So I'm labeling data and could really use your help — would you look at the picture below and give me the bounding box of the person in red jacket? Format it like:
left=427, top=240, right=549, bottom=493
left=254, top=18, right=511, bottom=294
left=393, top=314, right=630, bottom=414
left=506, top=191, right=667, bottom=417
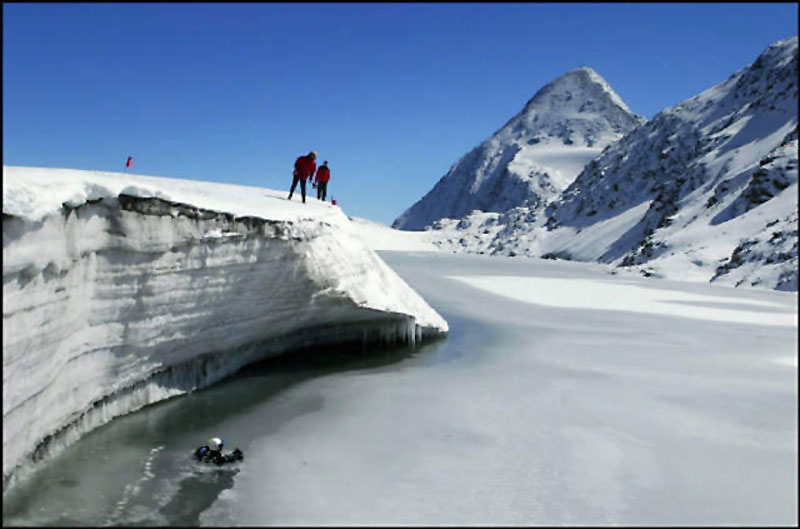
left=314, top=160, right=331, bottom=202
left=288, top=150, right=317, bottom=203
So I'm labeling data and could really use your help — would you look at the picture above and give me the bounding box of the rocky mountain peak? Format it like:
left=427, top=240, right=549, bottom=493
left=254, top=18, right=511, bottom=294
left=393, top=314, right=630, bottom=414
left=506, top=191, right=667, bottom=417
left=502, top=66, right=644, bottom=148
left=393, top=67, right=643, bottom=231
left=524, top=66, right=632, bottom=113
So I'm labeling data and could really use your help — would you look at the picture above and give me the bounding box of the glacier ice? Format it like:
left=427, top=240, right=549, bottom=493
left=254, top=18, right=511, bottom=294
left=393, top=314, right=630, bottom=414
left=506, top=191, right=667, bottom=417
left=3, top=177, right=447, bottom=493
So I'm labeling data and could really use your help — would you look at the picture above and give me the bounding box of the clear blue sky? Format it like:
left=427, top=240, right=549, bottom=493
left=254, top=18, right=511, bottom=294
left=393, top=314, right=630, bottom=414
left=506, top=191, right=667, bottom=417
left=3, top=3, right=797, bottom=225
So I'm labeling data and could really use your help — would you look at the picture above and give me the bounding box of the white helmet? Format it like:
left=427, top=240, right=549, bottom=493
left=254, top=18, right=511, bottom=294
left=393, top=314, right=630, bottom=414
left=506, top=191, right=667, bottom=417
left=208, top=437, right=223, bottom=451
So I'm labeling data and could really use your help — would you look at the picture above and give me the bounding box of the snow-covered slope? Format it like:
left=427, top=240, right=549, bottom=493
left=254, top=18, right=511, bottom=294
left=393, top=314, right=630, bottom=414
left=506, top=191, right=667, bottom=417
left=2, top=166, right=448, bottom=492
left=543, top=36, right=798, bottom=290
left=349, top=216, right=441, bottom=252
left=419, top=37, right=799, bottom=292
left=393, top=67, right=644, bottom=231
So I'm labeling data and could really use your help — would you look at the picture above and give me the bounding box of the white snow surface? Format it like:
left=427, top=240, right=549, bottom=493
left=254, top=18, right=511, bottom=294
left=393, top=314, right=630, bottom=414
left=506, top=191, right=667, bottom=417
left=3, top=166, right=335, bottom=224
left=450, top=275, right=795, bottom=327
left=2, top=166, right=447, bottom=492
left=349, top=216, right=441, bottom=252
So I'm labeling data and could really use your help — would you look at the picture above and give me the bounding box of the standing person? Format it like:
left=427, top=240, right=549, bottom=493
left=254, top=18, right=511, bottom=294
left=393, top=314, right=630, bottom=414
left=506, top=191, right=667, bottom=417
left=314, top=160, right=331, bottom=202
left=288, top=150, right=317, bottom=203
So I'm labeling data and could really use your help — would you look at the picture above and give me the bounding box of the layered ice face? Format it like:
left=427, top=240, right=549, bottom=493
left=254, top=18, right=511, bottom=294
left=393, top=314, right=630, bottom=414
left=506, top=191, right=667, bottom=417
left=2, top=166, right=448, bottom=493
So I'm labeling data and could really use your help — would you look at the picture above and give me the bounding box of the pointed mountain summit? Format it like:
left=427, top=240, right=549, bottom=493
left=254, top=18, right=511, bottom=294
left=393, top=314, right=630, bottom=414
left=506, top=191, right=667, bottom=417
left=507, top=66, right=641, bottom=146
left=393, top=67, right=644, bottom=231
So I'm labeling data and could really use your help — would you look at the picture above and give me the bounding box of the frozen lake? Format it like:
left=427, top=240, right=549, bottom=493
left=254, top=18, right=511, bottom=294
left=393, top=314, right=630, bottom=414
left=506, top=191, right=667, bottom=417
left=3, top=251, right=797, bottom=525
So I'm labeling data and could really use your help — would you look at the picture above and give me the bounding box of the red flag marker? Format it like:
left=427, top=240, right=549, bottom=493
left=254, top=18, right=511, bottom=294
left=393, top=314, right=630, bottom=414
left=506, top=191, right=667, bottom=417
left=331, top=197, right=337, bottom=206
left=126, top=156, right=133, bottom=169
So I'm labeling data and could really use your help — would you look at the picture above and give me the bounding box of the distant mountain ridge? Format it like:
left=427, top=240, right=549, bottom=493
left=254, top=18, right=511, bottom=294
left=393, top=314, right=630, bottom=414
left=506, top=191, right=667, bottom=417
left=397, top=36, right=798, bottom=291
left=392, top=67, right=645, bottom=231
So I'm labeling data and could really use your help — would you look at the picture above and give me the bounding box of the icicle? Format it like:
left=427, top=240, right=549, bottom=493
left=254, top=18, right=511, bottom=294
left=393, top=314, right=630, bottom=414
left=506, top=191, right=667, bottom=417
left=406, top=316, right=417, bottom=350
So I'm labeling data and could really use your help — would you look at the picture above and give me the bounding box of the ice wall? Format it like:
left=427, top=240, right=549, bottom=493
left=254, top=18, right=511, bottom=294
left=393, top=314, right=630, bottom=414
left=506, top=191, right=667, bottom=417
left=3, top=192, right=447, bottom=493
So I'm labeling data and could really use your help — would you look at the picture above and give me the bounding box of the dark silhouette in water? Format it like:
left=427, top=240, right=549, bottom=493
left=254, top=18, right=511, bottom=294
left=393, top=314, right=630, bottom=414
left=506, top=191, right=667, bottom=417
left=194, top=437, right=243, bottom=466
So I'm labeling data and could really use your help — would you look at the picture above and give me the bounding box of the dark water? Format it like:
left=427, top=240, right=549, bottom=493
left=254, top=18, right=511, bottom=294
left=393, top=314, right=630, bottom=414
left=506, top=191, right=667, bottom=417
left=1, top=338, right=453, bottom=527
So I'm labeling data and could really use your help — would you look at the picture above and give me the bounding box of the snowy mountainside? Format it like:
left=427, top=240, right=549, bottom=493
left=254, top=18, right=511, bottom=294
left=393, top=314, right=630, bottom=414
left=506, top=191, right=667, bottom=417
left=427, top=36, right=799, bottom=291
left=2, top=166, right=448, bottom=493
left=546, top=36, right=799, bottom=289
left=392, top=67, right=644, bottom=231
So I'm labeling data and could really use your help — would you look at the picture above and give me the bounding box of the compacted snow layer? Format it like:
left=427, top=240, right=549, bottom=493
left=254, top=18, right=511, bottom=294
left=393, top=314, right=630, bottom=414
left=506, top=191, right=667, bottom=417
left=2, top=166, right=447, bottom=493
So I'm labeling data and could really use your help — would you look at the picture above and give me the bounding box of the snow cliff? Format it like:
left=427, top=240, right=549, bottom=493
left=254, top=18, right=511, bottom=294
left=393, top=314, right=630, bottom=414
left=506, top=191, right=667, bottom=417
left=2, top=166, right=448, bottom=492
left=393, top=66, right=644, bottom=231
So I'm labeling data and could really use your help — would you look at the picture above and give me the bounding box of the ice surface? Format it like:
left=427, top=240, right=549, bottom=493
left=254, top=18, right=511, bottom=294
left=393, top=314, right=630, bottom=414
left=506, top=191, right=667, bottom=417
left=2, top=241, right=795, bottom=524
left=197, top=251, right=797, bottom=526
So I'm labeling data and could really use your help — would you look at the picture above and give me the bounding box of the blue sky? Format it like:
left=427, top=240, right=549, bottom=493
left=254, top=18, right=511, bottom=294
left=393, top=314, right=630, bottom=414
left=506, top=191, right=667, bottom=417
left=3, top=3, right=797, bottom=225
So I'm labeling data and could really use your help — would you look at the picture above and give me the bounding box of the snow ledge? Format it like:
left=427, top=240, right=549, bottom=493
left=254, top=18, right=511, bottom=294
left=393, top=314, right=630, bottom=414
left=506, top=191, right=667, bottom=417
left=3, top=189, right=447, bottom=493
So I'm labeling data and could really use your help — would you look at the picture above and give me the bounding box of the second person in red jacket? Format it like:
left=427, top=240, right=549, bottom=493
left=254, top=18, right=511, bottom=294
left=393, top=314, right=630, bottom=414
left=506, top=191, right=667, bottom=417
left=314, top=160, right=331, bottom=202
left=288, top=150, right=316, bottom=203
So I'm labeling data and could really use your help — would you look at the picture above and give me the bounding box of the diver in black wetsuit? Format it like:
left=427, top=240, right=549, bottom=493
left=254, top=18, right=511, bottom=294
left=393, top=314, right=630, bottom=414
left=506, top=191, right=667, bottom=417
left=194, top=437, right=243, bottom=465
